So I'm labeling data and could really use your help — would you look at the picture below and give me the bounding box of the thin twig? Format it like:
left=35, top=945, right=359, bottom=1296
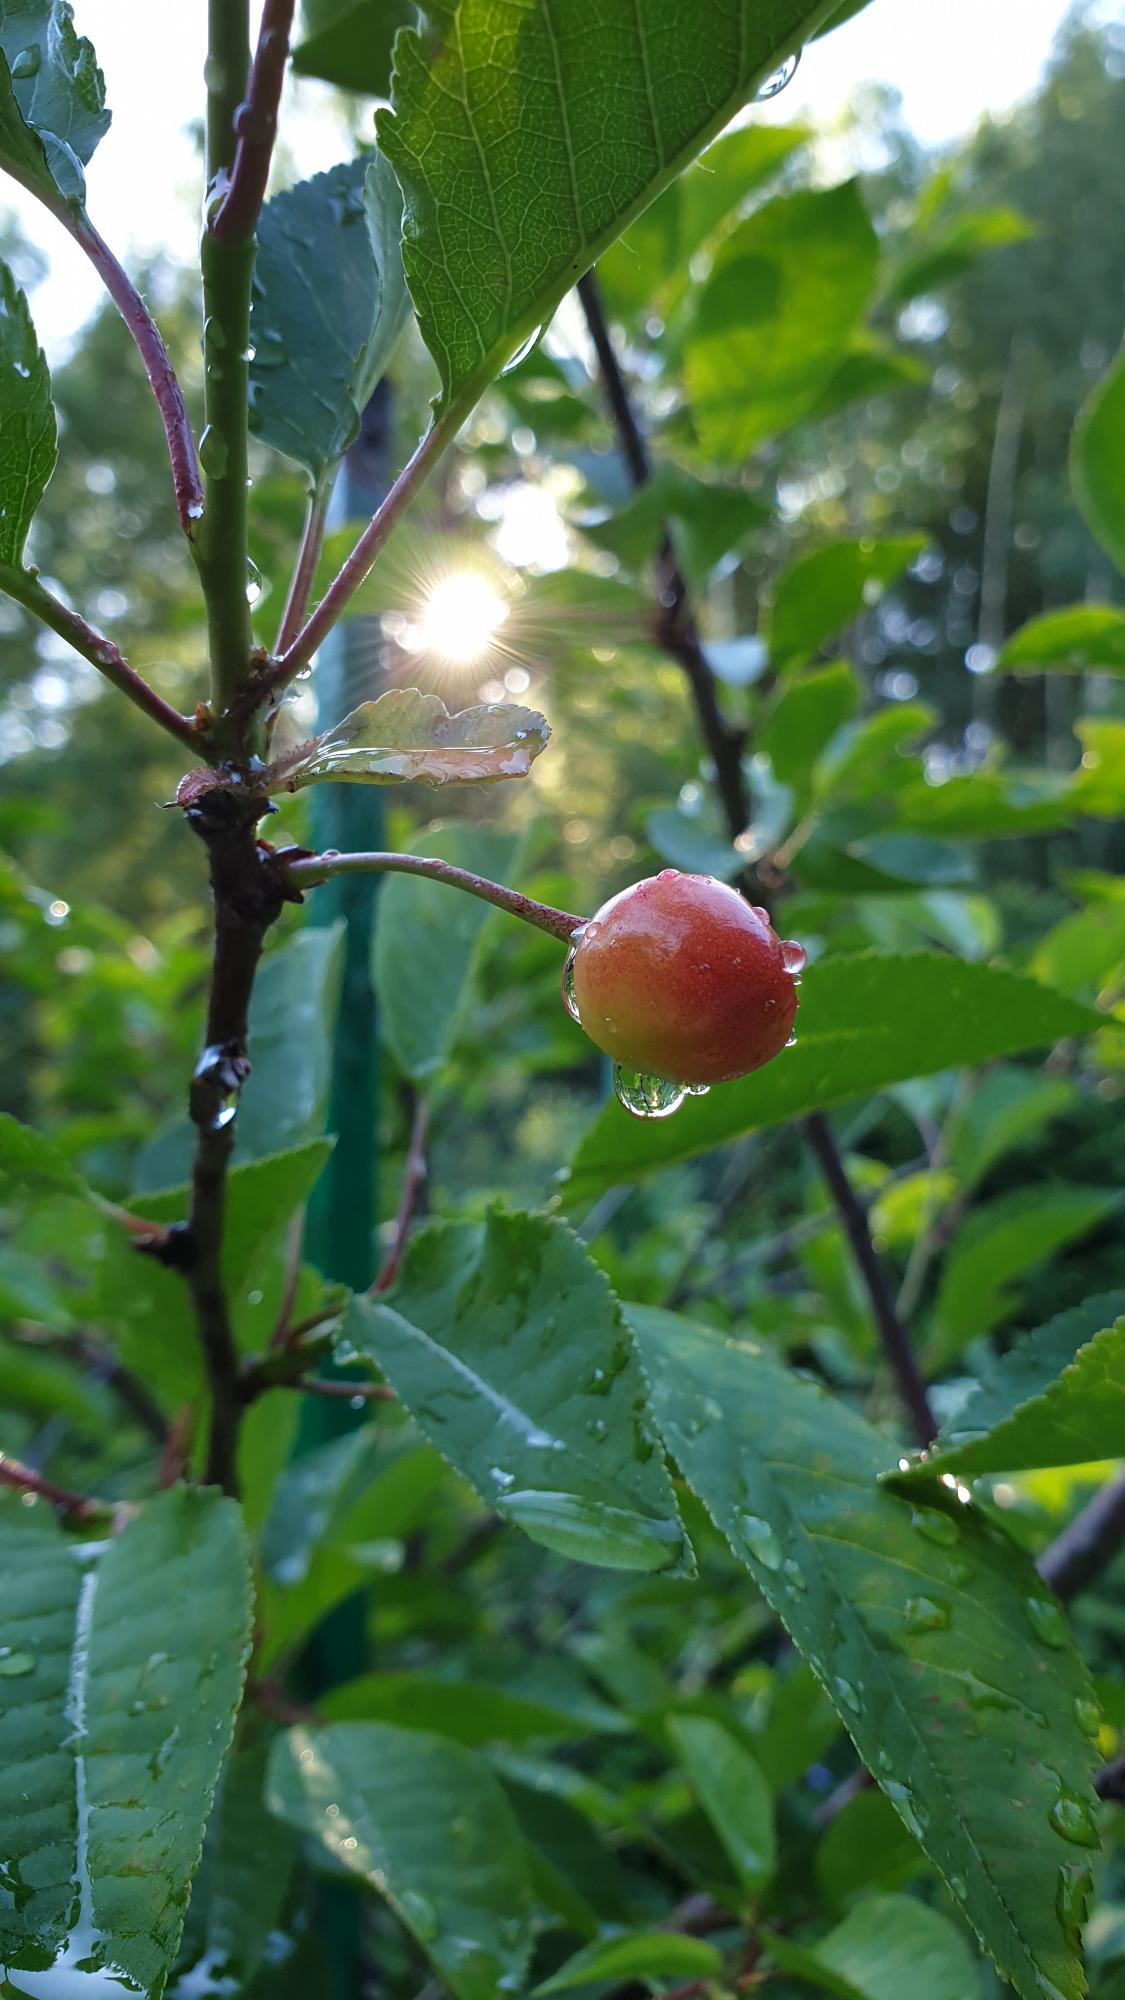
left=0, top=565, right=200, bottom=750
left=285, top=1377, right=396, bottom=1403
left=1038, top=1466, right=1125, bottom=1604
left=276, top=1301, right=346, bottom=1349
left=373, top=1095, right=430, bottom=1294
left=0, top=1452, right=113, bottom=1524
left=275, top=474, right=334, bottom=657
left=60, top=1334, right=168, bottom=1445
left=285, top=848, right=584, bottom=945
left=268, top=1215, right=306, bottom=1351
left=803, top=1113, right=936, bottom=1447
left=576, top=266, right=931, bottom=1442
left=271, top=406, right=465, bottom=693
left=211, top=0, right=295, bottom=243
left=61, top=212, right=204, bottom=535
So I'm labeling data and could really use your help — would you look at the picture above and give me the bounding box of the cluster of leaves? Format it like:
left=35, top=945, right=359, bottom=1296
left=0, top=5, right=1124, bottom=2000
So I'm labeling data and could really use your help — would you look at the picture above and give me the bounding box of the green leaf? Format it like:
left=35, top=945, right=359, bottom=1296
left=998, top=605, right=1125, bottom=675
left=342, top=1209, right=692, bottom=1574
left=374, top=826, right=517, bottom=1082
left=1072, top=338, right=1125, bottom=575
left=323, top=1669, right=623, bottom=1747
left=763, top=1894, right=982, bottom=2000
left=666, top=1714, right=775, bottom=1891
left=576, top=463, right=769, bottom=590
left=291, top=0, right=415, bottom=94
left=890, top=769, right=1076, bottom=840
left=928, top=1185, right=1121, bottom=1361
left=898, top=1310, right=1125, bottom=1484
left=377, top=0, right=842, bottom=413
left=766, top=537, right=925, bottom=673
left=686, top=182, right=879, bottom=461
left=564, top=954, right=1100, bottom=1202
left=761, top=662, right=861, bottom=790
left=598, top=120, right=807, bottom=317
left=238, top=922, right=345, bottom=1158
left=271, top=689, right=550, bottom=790
left=644, top=806, right=741, bottom=882
left=267, top=1720, right=534, bottom=2000
left=1032, top=899, right=1125, bottom=1001
left=944, top=1065, right=1076, bottom=1191
left=172, top=1746, right=297, bottom=2000
left=816, top=1789, right=927, bottom=1907
left=0, top=1, right=109, bottom=208
left=628, top=1305, right=1100, bottom=2000
left=935, top=1293, right=1125, bottom=1455
left=0, top=260, right=56, bottom=565
left=535, top=1931, right=724, bottom=1995
left=250, top=153, right=410, bottom=481
left=0, top=1486, right=252, bottom=1996
left=886, top=207, right=1034, bottom=306
left=0, top=1110, right=87, bottom=1202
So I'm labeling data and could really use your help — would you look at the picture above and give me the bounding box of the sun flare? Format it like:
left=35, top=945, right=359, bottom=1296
left=416, top=572, right=509, bottom=665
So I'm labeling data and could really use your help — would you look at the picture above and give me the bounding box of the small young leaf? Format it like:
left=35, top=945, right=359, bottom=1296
left=378, top=0, right=843, bottom=413
left=937, top=1293, right=1125, bottom=1451
left=0, top=1, right=109, bottom=207
left=998, top=604, right=1125, bottom=675
left=343, top=1209, right=692, bottom=1575
left=765, top=537, right=925, bottom=673
left=1072, top=338, right=1125, bottom=575
left=0, top=1109, right=87, bottom=1201
left=760, top=662, right=861, bottom=791
left=764, top=1893, right=982, bottom=2000
left=927, top=1185, right=1120, bottom=1362
left=564, top=954, right=1101, bottom=1202
left=0, top=1487, right=252, bottom=1996
left=629, top=1305, right=1100, bottom=2000
left=666, top=1715, right=775, bottom=1891
left=535, top=1931, right=724, bottom=1995
left=250, top=153, right=410, bottom=481
left=0, top=261, right=56, bottom=565
left=885, top=206, right=1034, bottom=307
left=272, top=689, right=550, bottom=790
left=267, top=1721, right=534, bottom=2000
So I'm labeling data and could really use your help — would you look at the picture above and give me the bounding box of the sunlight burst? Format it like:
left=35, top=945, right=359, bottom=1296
left=416, top=572, right=509, bottom=665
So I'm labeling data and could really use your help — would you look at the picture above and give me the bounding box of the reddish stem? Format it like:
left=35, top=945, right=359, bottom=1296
left=373, top=1096, right=430, bottom=1294
left=274, top=476, right=333, bottom=658
left=63, top=211, right=204, bottom=535
left=0, top=1452, right=112, bottom=1524
left=285, top=849, right=584, bottom=945
left=211, top=0, right=296, bottom=243
left=287, top=1378, right=396, bottom=1403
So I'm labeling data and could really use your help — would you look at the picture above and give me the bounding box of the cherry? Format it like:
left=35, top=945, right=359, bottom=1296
left=567, top=870, right=803, bottom=1087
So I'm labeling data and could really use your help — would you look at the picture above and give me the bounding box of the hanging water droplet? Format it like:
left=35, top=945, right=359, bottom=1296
left=198, top=424, right=229, bottom=478
left=561, top=947, right=581, bottom=1021
left=1024, top=1595, right=1067, bottom=1649
left=586, top=1417, right=608, bottom=1442
left=834, top=1676, right=861, bottom=1717
left=0, top=1649, right=35, bottom=1677
left=349, top=1394, right=367, bottom=1412
left=685, top=1082, right=711, bottom=1097
left=750, top=905, right=771, bottom=925
left=903, top=1595, right=949, bottom=1635
left=756, top=50, right=800, bottom=99
left=781, top=939, right=807, bottom=979
left=737, top=1511, right=782, bottom=1570
left=1048, top=1785, right=1100, bottom=1849
left=910, top=1506, right=959, bottom=1547
left=245, top=557, right=263, bottom=605
left=1055, top=1861, right=1091, bottom=1940
left=948, top=1875, right=967, bottom=1902
left=782, top=1557, right=807, bottom=1594
left=210, top=1093, right=238, bottom=1132
left=500, top=323, right=546, bottom=375
left=11, top=44, right=41, bottom=78
left=1073, top=1696, right=1100, bottom=1739
left=785, top=1030, right=798, bottom=1048
left=612, top=1067, right=686, bottom=1119
left=251, top=327, right=289, bottom=369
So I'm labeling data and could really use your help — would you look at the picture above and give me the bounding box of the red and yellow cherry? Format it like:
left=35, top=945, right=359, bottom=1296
left=565, top=870, right=803, bottom=1087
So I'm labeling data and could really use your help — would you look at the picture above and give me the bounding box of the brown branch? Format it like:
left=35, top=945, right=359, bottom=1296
left=0, top=565, right=201, bottom=751
left=0, top=1451, right=113, bottom=1524
left=576, top=266, right=933, bottom=1445
left=373, top=1095, right=430, bottom=1294
left=285, top=849, right=584, bottom=945
left=211, top=0, right=295, bottom=243
left=1038, top=1466, right=1125, bottom=1604
left=275, top=474, right=333, bottom=658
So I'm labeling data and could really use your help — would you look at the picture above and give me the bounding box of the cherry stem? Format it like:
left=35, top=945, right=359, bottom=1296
left=0, top=1452, right=114, bottom=1525
left=284, top=849, right=584, bottom=945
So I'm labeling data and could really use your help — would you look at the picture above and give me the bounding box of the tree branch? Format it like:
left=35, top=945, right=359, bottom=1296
left=373, top=1094, right=429, bottom=1294
left=61, top=212, right=204, bottom=535
left=576, top=266, right=932, bottom=1442
left=211, top=0, right=295, bottom=243
left=275, top=473, right=334, bottom=657
left=0, top=565, right=201, bottom=750
left=1038, top=1466, right=1125, bottom=1604
left=0, top=1451, right=114, bottom=1524
left=284, top=848, right=584, bottom=944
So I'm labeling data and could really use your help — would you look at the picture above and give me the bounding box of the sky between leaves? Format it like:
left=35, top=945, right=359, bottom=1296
left=0, top=0, right=1116, bottom=360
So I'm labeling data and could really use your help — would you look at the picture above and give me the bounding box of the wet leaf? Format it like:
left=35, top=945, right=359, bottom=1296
left=271, top=689, right=549, bottom=791
left=0, top=1, right=109, bottom=209
left=342, top=1209, right=692, bottom=1575
left=378, top=0, right=842, bottom=412
left=172, top=1745, right=297, bottom=1999
left=928, top=1185, right=1121, bottom=1363
left=629, top=1305, right=1100, bottom=2000
left=535, top=1931, right=723, bottom=1994
left=250, top=153, right=410, bottom=481
left=0, top=1486, right=252, bottom=1996
left=564, top=954, right=1101, bottom=1203
left=267, top=1721, right=533, bottom=2000
left=763, top=1893, right=982, bottom=2000
left=0, top=260, right=55, bottom=564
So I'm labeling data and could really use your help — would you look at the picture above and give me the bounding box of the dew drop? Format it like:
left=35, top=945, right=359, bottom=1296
left=561, top=947, right=581, bottom=1021
left=198, top=424, right=229, bottom=478
left=245, top=557, right=263, bottom=605
left=0, top=1649, right=35, bottom=1677
left=685, top=1082, right=711, bottom=1097
left=612, top=1066, right=686, bottom=1119
left=876, top=1748, right=892, bottom=1772
left=884, top=1779, right=928, bottom=1843
left=250, top=325, right=289, bottom=369
left=756, top=50, right=800, bottom=99
left=586, top=1417, right=608, bottom=1442
left=910, top=1506, right=959, bottom=1548
left=500, top=322, right=546, bottom=376
left=737, top=1511, right=783, bottom=1571
left=782, top=1557, right=807, bottom=1594
left=1048, top=1785, right=1100, bottom=1850
left=903, top=1595, right=949, bottom=1635
left=1073, top=1696, right=1101, bottom=1739
left=1024, top=1595, right=1067, bottom=1648
left=834, top=1675, right=861, bottom=1717
left=1055, top=1860, right=1091, bottom=1941
left=11, top=44, right=41, bottom=78
left=781, top=939, right=807, bottom=976
left=948, top=1875, right=967, bottom=1902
